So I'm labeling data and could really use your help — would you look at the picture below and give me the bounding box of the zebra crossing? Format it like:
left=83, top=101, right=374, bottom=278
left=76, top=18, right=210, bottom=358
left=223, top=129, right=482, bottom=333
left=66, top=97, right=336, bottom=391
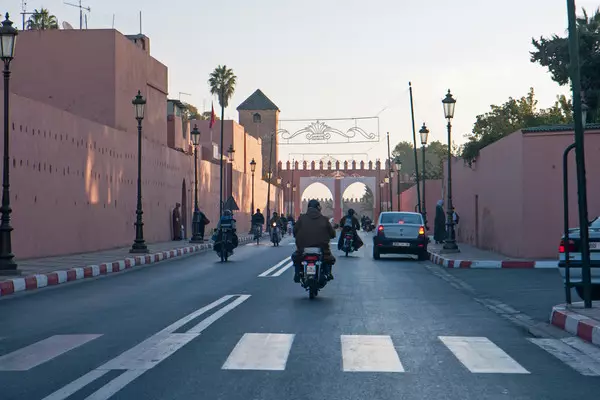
left=1, top=332, right=600, bottom=379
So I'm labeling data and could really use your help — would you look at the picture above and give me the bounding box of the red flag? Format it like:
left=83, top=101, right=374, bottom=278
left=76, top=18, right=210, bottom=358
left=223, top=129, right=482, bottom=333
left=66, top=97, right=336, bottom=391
left=209, top=102, right=216, bottom=129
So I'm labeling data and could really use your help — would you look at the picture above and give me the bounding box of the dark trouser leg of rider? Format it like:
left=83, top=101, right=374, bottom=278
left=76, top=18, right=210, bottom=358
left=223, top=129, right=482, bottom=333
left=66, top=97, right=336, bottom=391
left=291, top=251, right=302, bottom=283
left=353, top=231, right=363, bottom=249
left=323, top=247, right=336, bottom=280
left=338, top=230, right=345, bottom=250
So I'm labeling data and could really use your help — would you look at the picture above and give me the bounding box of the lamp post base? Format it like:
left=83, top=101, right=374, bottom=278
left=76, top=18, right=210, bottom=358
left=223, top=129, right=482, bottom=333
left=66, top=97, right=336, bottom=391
left=129, top=242, right=149, bottom=254
left=0, top=267, right=21, bottom=276
left=441, top=241, right=460, bottom=253
left=189, top=235, right=204, bottom=244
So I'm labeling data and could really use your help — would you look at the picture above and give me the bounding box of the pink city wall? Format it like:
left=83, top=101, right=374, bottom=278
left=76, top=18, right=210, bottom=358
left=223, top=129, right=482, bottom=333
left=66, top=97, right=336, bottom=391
left=399, top=180, right=443, bottom=233
left=448, top=127, right=600, bottom=259
left=0, top=29, right=280, bottom=260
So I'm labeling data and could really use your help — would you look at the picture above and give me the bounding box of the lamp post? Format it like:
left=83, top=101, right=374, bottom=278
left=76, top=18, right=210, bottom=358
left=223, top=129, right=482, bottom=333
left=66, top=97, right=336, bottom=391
left=189, top=125, right=203, bottom=243
left=250, top=158, right=256, bottom=213
left=567, top=0, right=592, bottom=307
left=226, top=144, right=235, bottom=203
left=395, top=158, right=402, bottom=211
left=420, top=123, right=429, bottom=229
left=266, top=170, right=273, bottom=232
left=292, top=185, right=297, bottom=217
left=130, top=91, right=149, bottom=254
left=384, top=176, right=390, bottom=211
left=286, top=181, right=291, bottom=215
left=442, top=90, right=459, bottom=252
left=0, top=14, right=18, bottom=273
left=379, top=181, right=384, bottom=215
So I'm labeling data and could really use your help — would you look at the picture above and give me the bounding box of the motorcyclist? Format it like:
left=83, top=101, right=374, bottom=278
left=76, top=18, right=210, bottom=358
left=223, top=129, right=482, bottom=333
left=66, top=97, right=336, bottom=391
left=215, top=209, right=239, bottom=254
left=270, top=212, right=281, bottom=240
left=280, top=215, right=288, bottom=236
left=338, top=208, right=363, bottom=251
left=251, top=208, right=265, bottom=235
left=292, top=199, right=337, bottom=282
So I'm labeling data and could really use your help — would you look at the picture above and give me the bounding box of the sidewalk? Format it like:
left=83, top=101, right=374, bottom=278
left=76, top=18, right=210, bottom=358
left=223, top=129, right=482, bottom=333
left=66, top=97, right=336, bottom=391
left=428, top=242, right=557, bottom=269
left=551, top=302, right=600, bottom=346
left=0, top=234, right=258, bottom=298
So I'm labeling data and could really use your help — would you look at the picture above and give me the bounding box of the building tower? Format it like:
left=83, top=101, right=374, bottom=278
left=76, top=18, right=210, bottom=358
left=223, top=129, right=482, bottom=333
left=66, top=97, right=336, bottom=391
left=237, top=89, right=280, bottom=178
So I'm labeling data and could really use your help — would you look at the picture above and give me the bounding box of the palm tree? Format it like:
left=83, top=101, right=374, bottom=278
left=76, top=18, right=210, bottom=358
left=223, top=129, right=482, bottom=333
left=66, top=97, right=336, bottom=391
left=208, top=65, right=237, bottom=216
left=27, top=8, right=59, bottom=30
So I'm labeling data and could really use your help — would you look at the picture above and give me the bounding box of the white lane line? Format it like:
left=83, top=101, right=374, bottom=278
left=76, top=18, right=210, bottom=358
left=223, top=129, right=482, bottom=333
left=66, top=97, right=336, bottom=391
left=42, top=370, right=110, bottom=400
left=41, top=294, right=250, bottom=400
left=258, top=258, right=290, bottom=277
left=0, top=334, right=102, bottom=371
left=439, top=336, right=530, bottom=374
left=222, top=333, right=295, bottom=371
left=341, top=335, right=404, bottom=373
left=270, top=262, right=293, bottom=277
left=528, top=338, right=600, bottom=376
left=186, top=295, right=251, bottom=334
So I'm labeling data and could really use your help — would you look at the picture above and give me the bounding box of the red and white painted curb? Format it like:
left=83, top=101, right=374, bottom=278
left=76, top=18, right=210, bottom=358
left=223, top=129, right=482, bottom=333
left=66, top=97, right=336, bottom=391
left=551, top=304, right=600, bottom=346
left=0, top=235, right=257, bottom=298
left=428, top=252, right=557, bottom=269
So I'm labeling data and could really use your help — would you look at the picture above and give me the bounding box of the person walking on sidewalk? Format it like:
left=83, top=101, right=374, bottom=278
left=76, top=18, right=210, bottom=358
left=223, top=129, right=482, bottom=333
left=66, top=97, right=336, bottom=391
left=198, top=209, right=210, bottom=242
left=172, top=203, right=182, bottom=241
left=434, top=200, right=446, bottom=244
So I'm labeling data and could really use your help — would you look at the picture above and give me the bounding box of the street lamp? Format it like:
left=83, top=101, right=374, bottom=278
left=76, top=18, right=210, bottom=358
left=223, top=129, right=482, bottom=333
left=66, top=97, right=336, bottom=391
left=0, top=13, right=18, bottom=273
left=250, top=158, right=256, bottom=214
left=384, top=176, right=390, bottom=211
left=189, top=125, right=203, bottom=243
left=292, top=185, right=297, bottom=217
left=442, top=89, right=459, bottom=252
left=286, top=181, right=291, bottom=215
left=395, top=158, right=402, bottom=211
left=420, top=122, right=430, bottom=229
left=130, top=91, right=149, bottom=253
left=379, top=181, right=384, bottom=214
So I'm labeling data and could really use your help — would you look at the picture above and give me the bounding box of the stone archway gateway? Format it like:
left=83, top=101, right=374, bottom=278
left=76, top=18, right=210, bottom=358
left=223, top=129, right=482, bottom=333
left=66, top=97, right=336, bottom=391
left=277, top=158, right=411, bottom=221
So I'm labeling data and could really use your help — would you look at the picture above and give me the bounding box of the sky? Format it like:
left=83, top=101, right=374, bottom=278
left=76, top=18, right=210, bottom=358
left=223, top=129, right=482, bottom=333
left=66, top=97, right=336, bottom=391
left=5, top=0, right=595, bottom=199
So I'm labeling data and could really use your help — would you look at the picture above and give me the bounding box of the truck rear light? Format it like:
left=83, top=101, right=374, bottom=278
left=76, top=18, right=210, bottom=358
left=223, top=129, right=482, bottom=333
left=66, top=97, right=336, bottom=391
left=418, top=226, right=425, bottom=236
left=559, top=239, right=577, bottom=253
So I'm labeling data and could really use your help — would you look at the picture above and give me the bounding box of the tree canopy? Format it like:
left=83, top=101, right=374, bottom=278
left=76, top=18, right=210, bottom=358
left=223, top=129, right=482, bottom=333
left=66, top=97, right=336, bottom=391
left=27, top=8, right=59, bottom=30
left=530, top=7, right=600, bottom=122
left=460, top=88, right=572, bottom=165
left=181, top=103, right=200, bottom=120
left=208, top=65, right=237, bottom=109
left=392, top=140, right=450, bottom=181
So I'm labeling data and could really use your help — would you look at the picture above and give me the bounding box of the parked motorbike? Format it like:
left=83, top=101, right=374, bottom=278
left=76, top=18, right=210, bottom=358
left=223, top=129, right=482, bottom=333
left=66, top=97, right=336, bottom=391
left=299, top=247, right=329, bottom=299
left=271, top=223, right=280, bottom=246
left=342, top=232, right=355, bottom=256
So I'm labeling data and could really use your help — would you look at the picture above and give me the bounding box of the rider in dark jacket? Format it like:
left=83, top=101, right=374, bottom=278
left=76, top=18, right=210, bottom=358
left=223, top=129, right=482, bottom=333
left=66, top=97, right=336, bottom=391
left=292, top=200, right=336, bottom=282
left=338, top=208, right=363, bottom=250
left=251, top=209, right=265, bottom=229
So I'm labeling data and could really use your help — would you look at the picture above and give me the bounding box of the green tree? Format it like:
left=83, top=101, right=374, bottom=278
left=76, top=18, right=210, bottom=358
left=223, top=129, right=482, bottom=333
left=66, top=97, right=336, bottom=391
left=530, top=7, right=600, bottom=121
left=460, top=88, right=572, bottom=165
left=360, top=186, right=374, bottom=210
left=182, top=102, right=200, bottom=120
left=27, top=8, right=59, bottom=30
left=208, top=65, right=237, bottom=215
left=392, top=140, right=450, bottom=180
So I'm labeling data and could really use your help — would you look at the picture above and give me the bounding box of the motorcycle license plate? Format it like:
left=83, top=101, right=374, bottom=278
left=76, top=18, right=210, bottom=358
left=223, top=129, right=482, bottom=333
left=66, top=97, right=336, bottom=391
left=306, top=264, right=316, bottom=275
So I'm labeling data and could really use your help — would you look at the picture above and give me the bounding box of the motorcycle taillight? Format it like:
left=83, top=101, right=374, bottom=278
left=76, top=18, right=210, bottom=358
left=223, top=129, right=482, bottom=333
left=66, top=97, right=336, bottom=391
left=304, top=256, right=319, bottom=262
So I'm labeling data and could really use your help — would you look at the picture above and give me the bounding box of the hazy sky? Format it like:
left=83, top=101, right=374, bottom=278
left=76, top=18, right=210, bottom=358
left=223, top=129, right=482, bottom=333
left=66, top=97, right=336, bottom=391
left=5, top=0, right=595, bottom=199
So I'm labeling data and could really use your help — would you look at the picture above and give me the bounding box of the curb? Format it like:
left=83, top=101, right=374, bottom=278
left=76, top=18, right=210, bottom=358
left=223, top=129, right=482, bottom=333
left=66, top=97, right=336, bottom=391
left=428, top=252, right=557, bottom=269
left=550, top=304, right=600, bottom=346
left=0, top=235, right=257, bottom=298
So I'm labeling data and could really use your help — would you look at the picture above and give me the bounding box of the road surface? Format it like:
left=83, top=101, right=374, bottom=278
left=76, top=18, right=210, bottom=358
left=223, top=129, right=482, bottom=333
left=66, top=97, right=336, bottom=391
left=1, top=233, right=599, bottom=399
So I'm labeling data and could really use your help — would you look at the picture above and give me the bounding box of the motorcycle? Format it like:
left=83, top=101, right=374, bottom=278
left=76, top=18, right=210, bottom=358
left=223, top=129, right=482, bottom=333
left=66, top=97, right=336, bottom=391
left=300, top=247, right=329, bottom=299
left=271, top=223, right=280, bottom=246
left=215, top=227, right=232, bottom=262
left=253, top=224, right=262, bottom=245
left=342, top=232, right=354, bottom=256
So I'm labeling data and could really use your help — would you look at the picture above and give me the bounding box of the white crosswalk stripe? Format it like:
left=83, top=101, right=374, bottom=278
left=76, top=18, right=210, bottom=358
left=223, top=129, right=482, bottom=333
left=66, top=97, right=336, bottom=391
left=341, top=335, right=404, bottom=372
left=0, top=334, right=102, bottom=371
left=222, top=333, right=295, bottom=371
left=439, top=336, right=529, bottom=374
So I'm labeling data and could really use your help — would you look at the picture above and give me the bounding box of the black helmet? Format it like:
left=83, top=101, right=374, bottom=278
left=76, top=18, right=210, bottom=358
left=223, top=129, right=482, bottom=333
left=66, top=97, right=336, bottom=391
left=348, top=208, right=355, bottom=216
left=307, top=199, right=321, bottom=211
left=224, top=209, right=232, bottom=216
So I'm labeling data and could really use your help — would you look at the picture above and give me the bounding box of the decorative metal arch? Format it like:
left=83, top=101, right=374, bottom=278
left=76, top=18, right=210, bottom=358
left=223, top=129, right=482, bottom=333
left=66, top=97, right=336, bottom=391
left=277, top=116, right=379, bottom=145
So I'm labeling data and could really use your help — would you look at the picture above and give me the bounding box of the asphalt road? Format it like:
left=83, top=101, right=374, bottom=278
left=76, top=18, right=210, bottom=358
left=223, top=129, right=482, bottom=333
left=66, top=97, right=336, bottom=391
left=1, top=232, right=599, bottom=400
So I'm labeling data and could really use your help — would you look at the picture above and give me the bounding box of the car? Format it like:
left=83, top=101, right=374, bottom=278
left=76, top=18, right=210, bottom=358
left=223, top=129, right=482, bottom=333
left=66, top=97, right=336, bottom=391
left=372, top=211, right=428, bottom=260
left=558, top=216, right=600, bottom=300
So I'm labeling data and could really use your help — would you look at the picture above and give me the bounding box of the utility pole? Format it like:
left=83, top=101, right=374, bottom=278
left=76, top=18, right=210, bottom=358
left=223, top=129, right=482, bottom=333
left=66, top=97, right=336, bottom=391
left=64, top=1, right=91, bottom=30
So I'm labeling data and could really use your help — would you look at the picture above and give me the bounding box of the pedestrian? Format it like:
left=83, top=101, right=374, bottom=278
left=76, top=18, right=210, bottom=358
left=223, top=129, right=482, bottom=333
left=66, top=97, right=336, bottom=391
left=452, top=207, right=460, bottom=241
left=198, top=209, right=210, bottom=242
left=172, top=203, right=182, bottom=241
left=434, top=200, right=446, bottom=244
